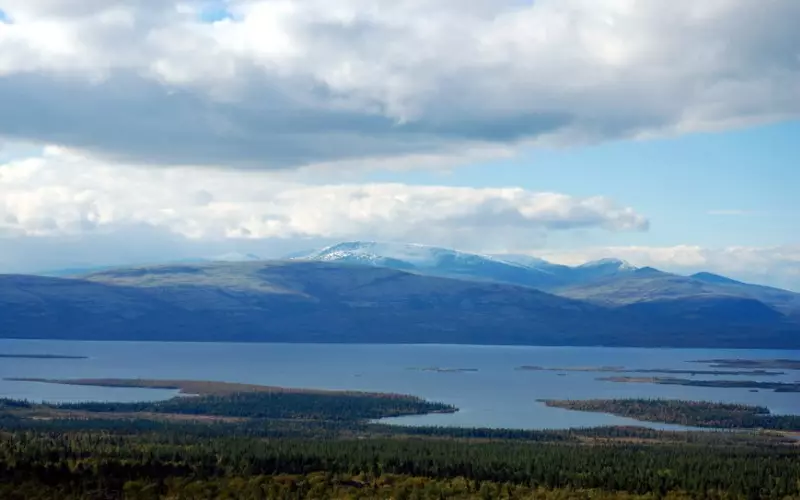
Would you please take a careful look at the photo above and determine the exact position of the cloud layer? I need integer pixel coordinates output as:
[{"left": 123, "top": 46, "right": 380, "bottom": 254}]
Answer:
[
  {"left": 1, "top": 0, "right": 798, "bottom": 168},
  {"left": 0, "top": 146, "right": 647, "bottom": 245}
]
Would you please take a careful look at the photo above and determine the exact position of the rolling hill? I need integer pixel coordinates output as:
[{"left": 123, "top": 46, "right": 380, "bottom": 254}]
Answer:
[
  {"left": 554, "top": 267, "right": 800, "bottom": 319},
  {"left": 1, "top": 260, "right": 798, "bottom": 348}
]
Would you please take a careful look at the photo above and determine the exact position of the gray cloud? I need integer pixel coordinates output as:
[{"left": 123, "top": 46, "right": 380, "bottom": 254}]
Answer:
[{"left": 0, "top": 1, "right": 797, "bottom": 169}]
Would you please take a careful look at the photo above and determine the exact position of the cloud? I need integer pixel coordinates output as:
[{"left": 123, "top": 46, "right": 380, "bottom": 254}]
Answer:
[
  {"left": 0, "top": 146, "right": 648, "bottom": 271},
  {"left": 537, "top": 245, "right": 800, "bottom": 291},
  {"left": 0, "top": 1, "right": 798, "bottom": 168}
]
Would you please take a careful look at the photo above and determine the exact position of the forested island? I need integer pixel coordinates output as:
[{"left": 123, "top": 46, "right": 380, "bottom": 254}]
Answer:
[
  {"left": 0, "top": 353, "right": 87, "bottom": 359},
  {"left": 598, "top": 376, "right": 800, "bottom": 392},
  {"left": 543, "top": 399, "right": 800, "bottom": 431},
  {"left": 409, "top": 367, "right": 479, "bottom": 373},
  {"left": 693, "top": 358, "right": 800, "bottom": 370},
  {"left": 516, "top": 365, "right": 784, "bottom": 376},
  {"left": 4, "top": 378, "right": 456, "bottom": 421}
]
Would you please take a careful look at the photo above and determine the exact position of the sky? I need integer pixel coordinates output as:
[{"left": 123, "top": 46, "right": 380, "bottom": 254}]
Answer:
[{"left": 0, "top": 0, "right": 798, "bottom": 290}]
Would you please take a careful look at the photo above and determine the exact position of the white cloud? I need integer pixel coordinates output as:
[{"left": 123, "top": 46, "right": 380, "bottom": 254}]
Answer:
[
  {"left": 537, "top": 245, "right": 800, "bottom": 291},
  {"left": 0, "top": 0, "right": 798, "bottom": 168},
  {"left": 0, "top": 147, "right": 647, "bottom": 261}
]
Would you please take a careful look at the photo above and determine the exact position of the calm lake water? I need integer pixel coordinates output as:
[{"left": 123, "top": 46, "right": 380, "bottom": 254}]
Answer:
[{"left": 1, "top": 340, "right": 799, "bottom": 430}]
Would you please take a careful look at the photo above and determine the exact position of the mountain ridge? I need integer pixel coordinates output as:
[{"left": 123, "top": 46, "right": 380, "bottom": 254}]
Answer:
[
  {"left": 1, "top": 259, "right": 798, "bottom": 349},
  {"left": 289, "top": 241, "right": 639, "bottom": 289}
]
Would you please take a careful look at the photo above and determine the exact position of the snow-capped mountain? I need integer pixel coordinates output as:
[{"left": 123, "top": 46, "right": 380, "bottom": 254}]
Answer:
[
  {"left": 490, "top": 254, "right": 572, "bottom": 275},
  {"left": 289, "top": 241, "right": 565, "bottom": 288},
  {"left": 289, "top": 241, "right": 637, "bottom": 289},
  {"left": 571, "top": 258, "right": 638, "bottom": 282}
]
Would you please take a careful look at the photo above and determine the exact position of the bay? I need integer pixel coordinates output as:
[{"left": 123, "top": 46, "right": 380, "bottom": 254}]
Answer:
[{"left": 1, "top": 339, "right": 799, "bottom": 430}]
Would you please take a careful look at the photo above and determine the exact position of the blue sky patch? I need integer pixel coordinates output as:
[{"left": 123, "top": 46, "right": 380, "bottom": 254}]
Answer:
[{"left": 198, "top": 2, "right": 233, "bottom": 23}]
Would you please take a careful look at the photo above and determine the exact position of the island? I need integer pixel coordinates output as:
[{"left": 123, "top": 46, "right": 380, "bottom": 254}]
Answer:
[
  {"left": 4, "top": 378, "right": 457, "bottom": 421},
  {"left": 0, "top": 354, "right": 87, "bottom": 359},
  {"left": 693, "top": 358, "right": 800, "bottom": 370},
  {"left": 408, "top": 367, "right": 479, "bottom": 373},
  {"left": 597, "top": 376, "right": 800, "bottom": 393},
  {"left": 541, "top": 399, "right": 800, "bottom": 431},
  {"left": 516, "top": 365, "right": 784, "bottom": 376}
]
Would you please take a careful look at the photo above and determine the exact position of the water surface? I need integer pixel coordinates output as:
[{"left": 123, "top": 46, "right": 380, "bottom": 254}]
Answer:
[{"left": 1, "top": 340, "right": 799, "bottom": 430}]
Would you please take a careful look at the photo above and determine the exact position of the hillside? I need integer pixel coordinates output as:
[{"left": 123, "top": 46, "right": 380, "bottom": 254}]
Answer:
[
  {"left": 291, "top": 242, "right": 800, "bottom": 324},
  {"left": 555, "top": 267, "right": 800, "bottom": 319},
  {"left": 1, "top": 261, "right": 799, "bottom": 348}
]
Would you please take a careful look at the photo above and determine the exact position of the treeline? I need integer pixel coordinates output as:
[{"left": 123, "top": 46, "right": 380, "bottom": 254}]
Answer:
[
  {"left": 56, "top": 391, "right": 455, "bottom": 421},
  {"left": 4, "top": 410, "right": 788, "bottom": 447},
  {"left": 0, "top": 398, "right": 32, "bottom": 409},
  {"left": 1, "top": 429, "right": 800, "bottom": 499},
  {"left": 544, "top": 399, "right": 800, "bottom": 431}
]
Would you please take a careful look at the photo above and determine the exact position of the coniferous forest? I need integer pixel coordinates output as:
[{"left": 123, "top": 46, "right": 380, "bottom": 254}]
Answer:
[{"left": 2, "top": 382, "right": 800, "bottom": 499}]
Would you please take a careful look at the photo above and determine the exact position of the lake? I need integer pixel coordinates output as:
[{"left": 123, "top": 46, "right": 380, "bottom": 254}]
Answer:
[{"left": 1, "top": 339, "right": 799, "bottom": 430}]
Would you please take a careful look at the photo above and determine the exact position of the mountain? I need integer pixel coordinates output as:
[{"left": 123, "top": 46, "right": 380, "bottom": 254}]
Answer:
[
  {"left": 291, "top": 242, "right": 564, "bottom": 288},
  {"left": 290, "top": 242, "right": 637, "bottom": 289},
  {"left": 555, "top": 267, "right": 800, "bottom": 319},
  {"left": 487, "top": 254, "right": 571, "bottom": 274},
  {"left": 690, "top": 272, "right": 746, "bottom": 286},
  {"left": 689, "top": 272, "right": 800, "bottom": 319},
  {"left": 294, "top": 241, "right": 800, "bottom": 320},
  {"left": 1, "top": 260, "right": 798, "bottom": 348}
]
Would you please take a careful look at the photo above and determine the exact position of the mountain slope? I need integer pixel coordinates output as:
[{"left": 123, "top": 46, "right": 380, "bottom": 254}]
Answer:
[
  {"left": 555, "top": 268, "right": 800, "bottom": 319},
  {"left": 690, "top": 272, "right": 800, "bottom": 319},
  {"left": 1, "top": 261, "right": 798, "bottom": 348},
  {"left": 0, "top": 262, "right": 618, "bottom": 346}
]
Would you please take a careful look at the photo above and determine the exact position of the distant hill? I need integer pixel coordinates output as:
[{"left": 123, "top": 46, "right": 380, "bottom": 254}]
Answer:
[
  {"left": 1, "top": 260, "right": 798, "bottom": 348},
  {"left": 554, "top": 267, "right": 800, "bottom": 319},
  {"left": 34, "top": 253, "right": 263, "bottom": 278}
]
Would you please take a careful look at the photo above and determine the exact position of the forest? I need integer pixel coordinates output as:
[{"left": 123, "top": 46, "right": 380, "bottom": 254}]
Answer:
[
  {"left": 2, "top": 425, "right": 800, "bottom": 499},
  {"left": 3, "top": 382, "right": 800, "bottom": 498}
]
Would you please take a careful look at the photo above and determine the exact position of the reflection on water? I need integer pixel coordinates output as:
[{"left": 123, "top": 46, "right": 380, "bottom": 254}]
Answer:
[{"left": 1, "top": 339, "right": 799, "bottom": 430}]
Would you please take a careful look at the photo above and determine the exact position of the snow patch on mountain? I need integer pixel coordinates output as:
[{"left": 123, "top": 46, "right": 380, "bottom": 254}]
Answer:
[
  {"left": 578, "top": 258, "right": 638, "bottom": 272},
  {"left": 290, "top": 241, "right": 641, "bottom": 289},
  {"left": 293, "top": 241, "right": 533, "bottom": 270}
]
